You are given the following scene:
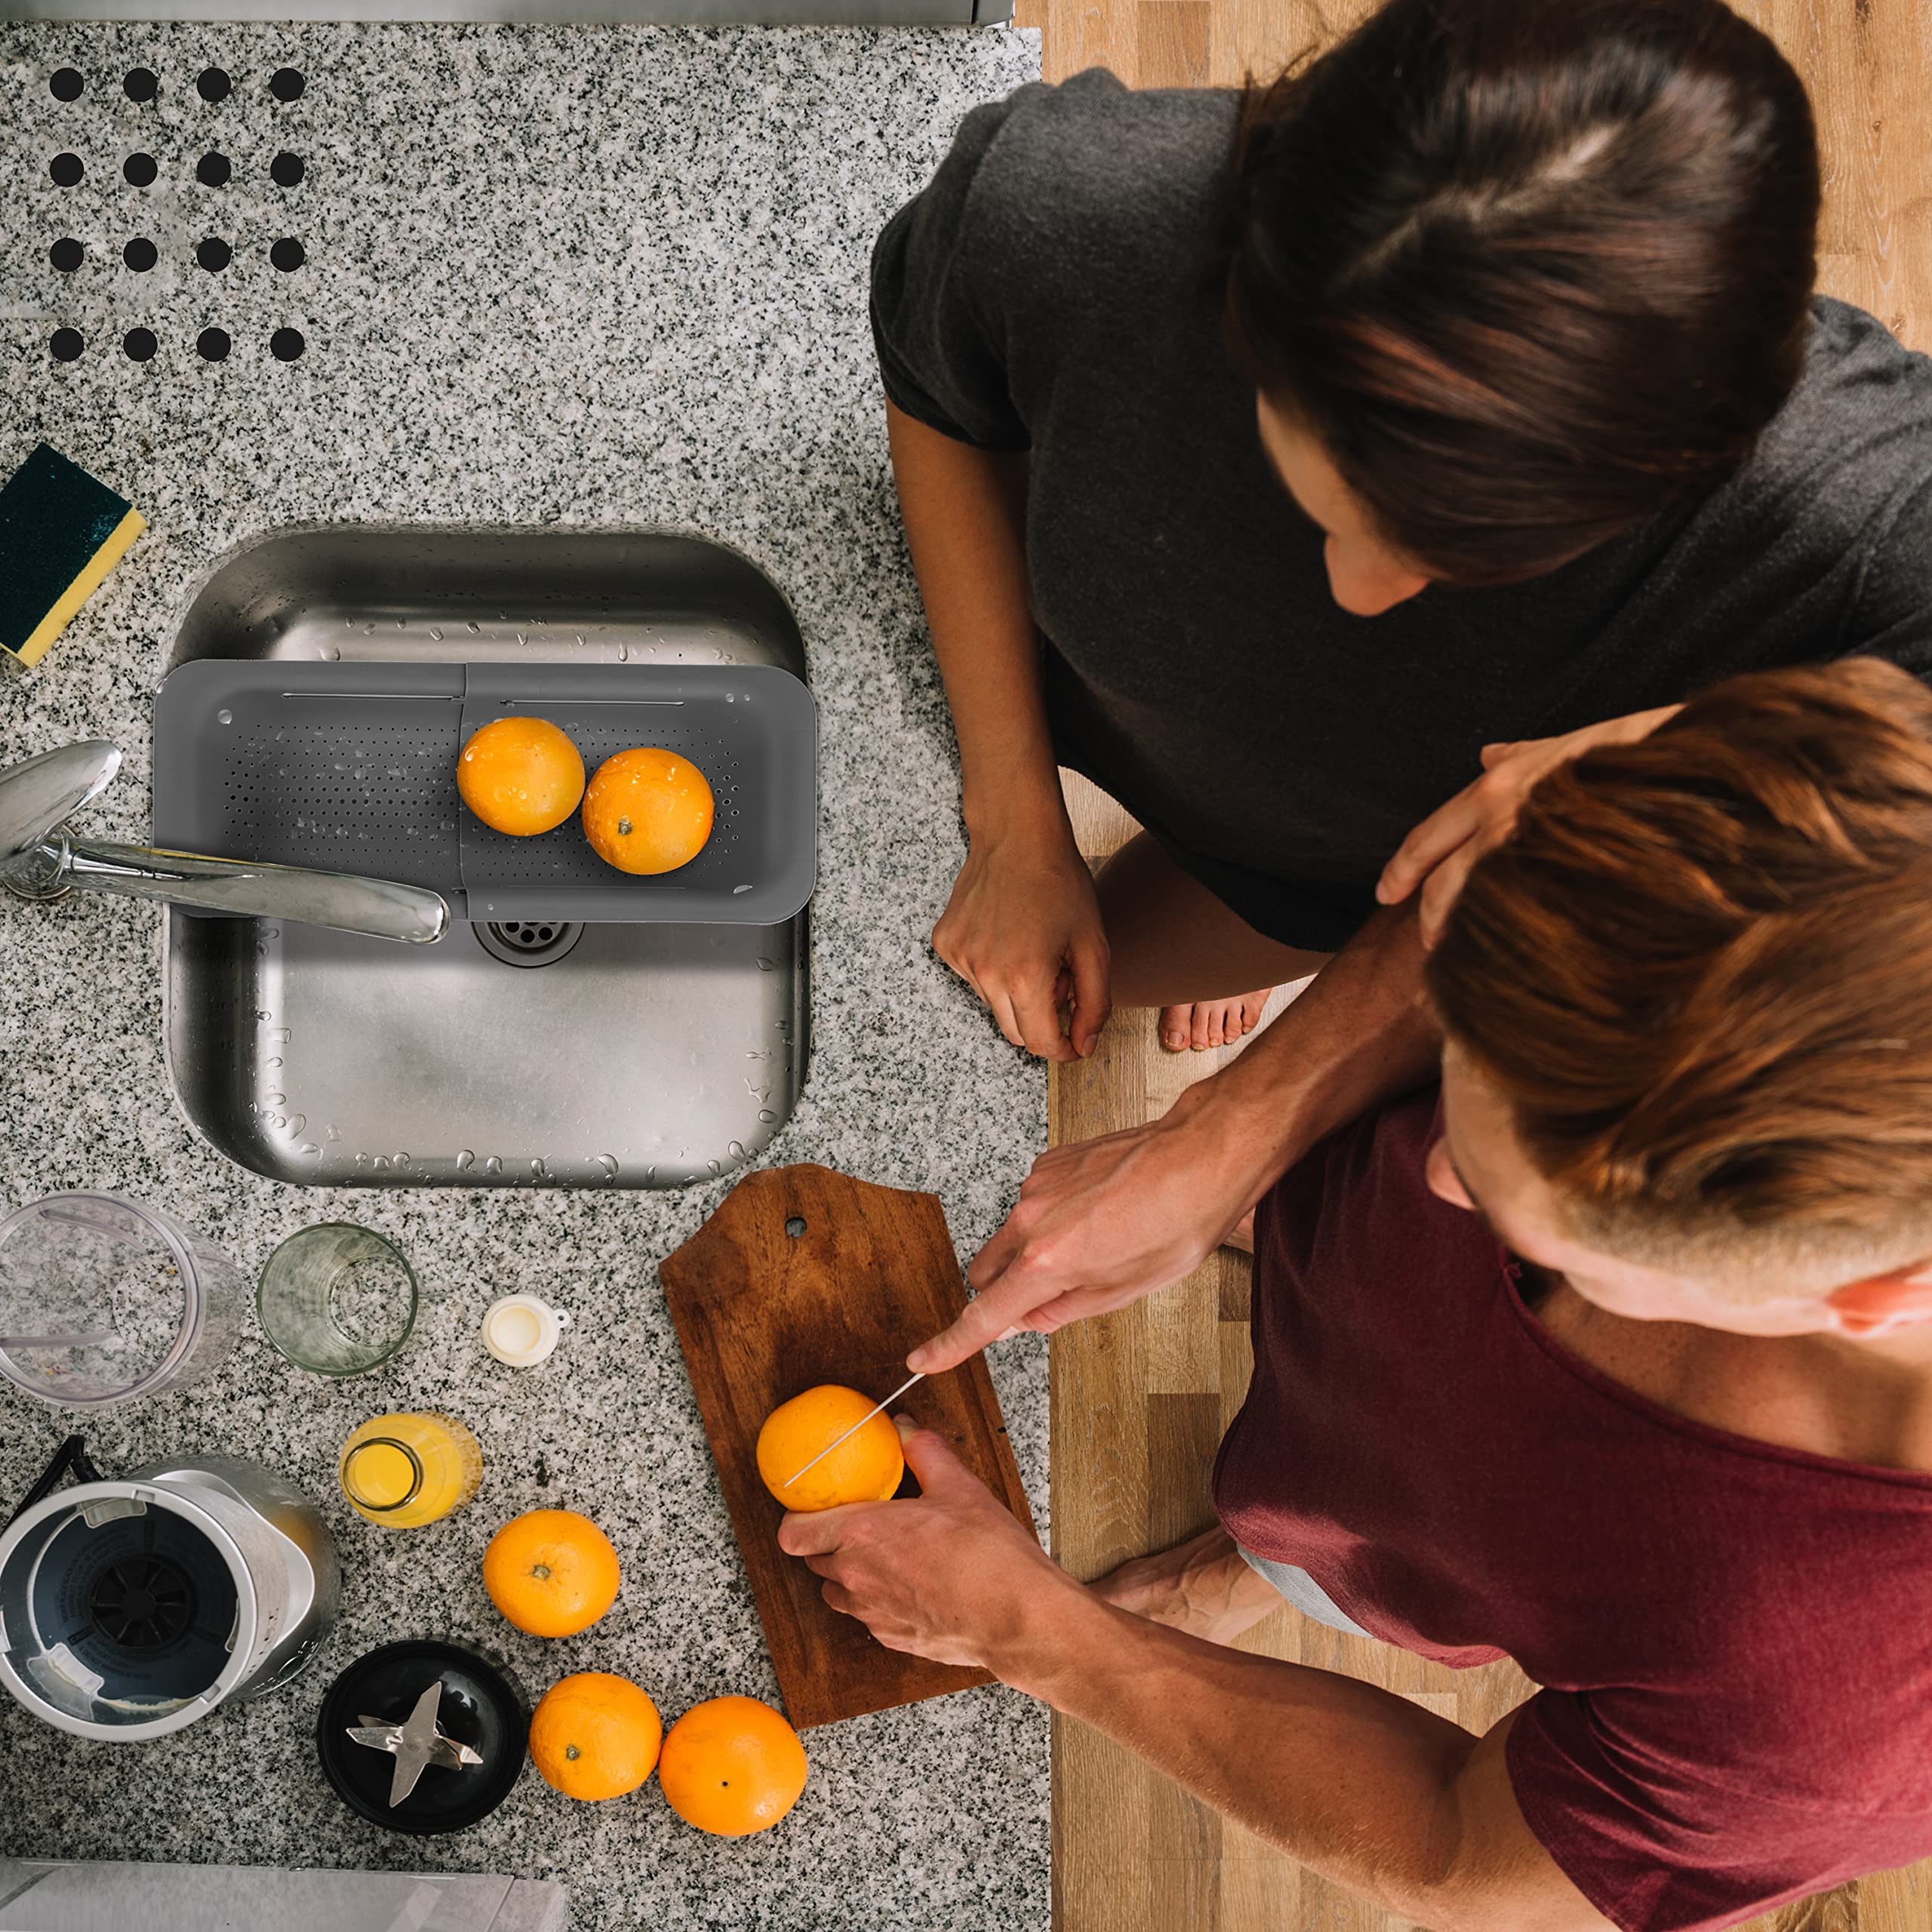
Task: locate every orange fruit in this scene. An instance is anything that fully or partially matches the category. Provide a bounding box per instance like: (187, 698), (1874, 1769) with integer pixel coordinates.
(659, 1695), (808, 1837)
(755, 1384), (904, 1513)
(529, 1671), (661, 1801)
(457, 716), (585, 836)
(582, 747), (714, 875)
(482, 1509), (621, 1638)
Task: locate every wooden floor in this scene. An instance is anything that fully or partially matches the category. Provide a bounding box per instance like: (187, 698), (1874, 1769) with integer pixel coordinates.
(1008, 2), (1932, 1930)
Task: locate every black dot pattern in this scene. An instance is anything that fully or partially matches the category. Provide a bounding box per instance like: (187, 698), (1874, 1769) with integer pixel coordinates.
(41, 68), (322, 371)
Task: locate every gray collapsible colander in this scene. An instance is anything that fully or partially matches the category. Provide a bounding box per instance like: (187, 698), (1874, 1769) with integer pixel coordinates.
(151, 660), (816, 924)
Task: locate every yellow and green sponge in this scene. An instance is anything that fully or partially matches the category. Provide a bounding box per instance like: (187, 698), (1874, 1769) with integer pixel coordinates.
(0, 442), (146, 670)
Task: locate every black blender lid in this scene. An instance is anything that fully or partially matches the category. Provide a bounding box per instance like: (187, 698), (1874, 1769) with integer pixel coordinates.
(316, 1640), (527, 1835)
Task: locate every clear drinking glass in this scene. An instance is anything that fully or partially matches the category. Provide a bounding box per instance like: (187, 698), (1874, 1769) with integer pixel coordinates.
(0, 1193), (249, 1407)
(257, 1223), (417, 1376)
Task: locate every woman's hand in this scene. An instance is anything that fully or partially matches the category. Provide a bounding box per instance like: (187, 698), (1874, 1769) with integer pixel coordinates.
(1375, 703), (1682, 945)
(933, 822), (1112, 1061)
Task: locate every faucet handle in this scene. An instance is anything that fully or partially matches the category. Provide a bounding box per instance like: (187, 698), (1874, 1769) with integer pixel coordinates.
(0, 741), (121, 863)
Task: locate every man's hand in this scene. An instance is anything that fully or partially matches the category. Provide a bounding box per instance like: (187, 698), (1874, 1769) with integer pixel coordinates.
(910, 905), (1441, 1377)
(932, 823), (1112, 1062)
(777, 1422), (1075, 1671)
(909, 1078), (1266, 1374)
(1375, 703), (1682, 944)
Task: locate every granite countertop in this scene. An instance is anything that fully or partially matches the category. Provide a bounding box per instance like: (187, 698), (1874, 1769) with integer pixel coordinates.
(0, 22), (1048, 1929)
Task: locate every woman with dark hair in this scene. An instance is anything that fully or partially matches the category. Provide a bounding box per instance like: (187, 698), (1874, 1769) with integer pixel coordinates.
(875, 0), (1932, 1360)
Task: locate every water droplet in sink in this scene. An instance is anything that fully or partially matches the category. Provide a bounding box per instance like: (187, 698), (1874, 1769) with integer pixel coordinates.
(324, 645), (340, 660)
(394, 1152), (411, 1168)
(515, 632), (527, 646)
(263, 1091), (285, 1106)
(530, 1156), (548, 1179)
(264, 1056), (282, 1069)
(257, 1009), (273, 1021)
(354, 1151), (370, 1167)
(297, 1143), (320, 1158)
(594, 1153), (618, 1179)
(756, 956), (774, 972)
(455, 1149), (475, 1171)
(616, 642), (629, 662)
(466, 620), (481, 635)
(645, 1164), (657, 1184)
(728, 1140), (746, 1158)
(758, 1109), (777, 1123)
(265, 1113), (286, 1130)
(285, 1112), (306, 1136)
(485, 1154), (503, 1174)
(429, 626), (443, 641)
(371, 1154), (390, 1170)
(706, 1158), (721, 1176)
(395, 617), (408, 630)
(217, 707), (233, 724)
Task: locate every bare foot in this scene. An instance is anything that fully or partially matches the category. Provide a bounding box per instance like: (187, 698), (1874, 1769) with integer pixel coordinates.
(1160, 989), (1272, 1053)
(1091, 1525), (1283, 1646)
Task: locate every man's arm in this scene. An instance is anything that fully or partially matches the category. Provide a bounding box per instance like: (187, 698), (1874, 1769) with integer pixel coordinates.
(911, 901), (1441, 1372)
(1016, 1593), (1607, 1932)
(785, 1429), (1611, 1932)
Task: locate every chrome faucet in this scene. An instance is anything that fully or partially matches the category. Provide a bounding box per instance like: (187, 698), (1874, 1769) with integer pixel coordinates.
(0, 740), (449, 945)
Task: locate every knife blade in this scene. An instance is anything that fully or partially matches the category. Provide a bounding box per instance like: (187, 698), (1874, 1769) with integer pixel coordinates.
(783, 1371), (925, 1490)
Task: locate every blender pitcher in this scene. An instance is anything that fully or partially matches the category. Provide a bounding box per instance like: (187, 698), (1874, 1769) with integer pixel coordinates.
(0, 1193), (248, 1407)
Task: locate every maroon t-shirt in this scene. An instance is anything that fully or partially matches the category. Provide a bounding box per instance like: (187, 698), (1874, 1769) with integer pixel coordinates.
(1213, 1086), (1932, 1932)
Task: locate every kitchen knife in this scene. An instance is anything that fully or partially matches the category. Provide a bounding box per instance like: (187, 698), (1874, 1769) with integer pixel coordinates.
(783, 1371), (925, 1490)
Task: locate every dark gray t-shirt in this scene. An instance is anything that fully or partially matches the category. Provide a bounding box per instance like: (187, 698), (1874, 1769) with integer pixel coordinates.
(870, 69), (1932, 947)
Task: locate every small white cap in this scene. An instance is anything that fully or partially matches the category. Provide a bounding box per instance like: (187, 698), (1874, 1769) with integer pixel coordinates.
(482, 1294), (568, 1367)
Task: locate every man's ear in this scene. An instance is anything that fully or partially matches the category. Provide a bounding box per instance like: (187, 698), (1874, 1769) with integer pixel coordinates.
(1823, 1262), (1932, 1336)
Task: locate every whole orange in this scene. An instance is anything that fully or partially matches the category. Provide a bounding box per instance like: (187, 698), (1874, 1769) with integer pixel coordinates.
(659, 1695), (808, 1837)
(529, 1671), (661, 1801)
(482, 1509), (621, 1638)
(457, 716), (586, 836)
(755, 1384), (904, 1513)
(581, 747), (714, 875)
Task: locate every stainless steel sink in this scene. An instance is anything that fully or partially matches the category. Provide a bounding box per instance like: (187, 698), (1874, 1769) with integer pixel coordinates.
(162, 526), (808, 1189)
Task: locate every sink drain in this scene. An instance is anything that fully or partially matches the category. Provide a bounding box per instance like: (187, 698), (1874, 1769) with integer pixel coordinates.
(475, 919), (584, 968)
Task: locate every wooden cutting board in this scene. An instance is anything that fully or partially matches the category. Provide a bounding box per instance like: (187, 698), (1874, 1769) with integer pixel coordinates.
(660, 1163), (1036, 1730)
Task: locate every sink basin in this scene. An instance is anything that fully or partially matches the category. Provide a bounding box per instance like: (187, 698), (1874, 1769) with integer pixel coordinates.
(162, 526), (809, 1189)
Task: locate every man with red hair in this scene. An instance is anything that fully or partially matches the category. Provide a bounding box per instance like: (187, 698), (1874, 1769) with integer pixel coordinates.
(789, 660), (1932, 1932)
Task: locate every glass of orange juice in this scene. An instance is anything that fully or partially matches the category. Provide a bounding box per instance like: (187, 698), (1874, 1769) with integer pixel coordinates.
(340, 1412), (483, 1527)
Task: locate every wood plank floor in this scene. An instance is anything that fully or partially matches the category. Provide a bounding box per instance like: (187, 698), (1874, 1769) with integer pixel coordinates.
(1007, 2), (1932, 1928)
